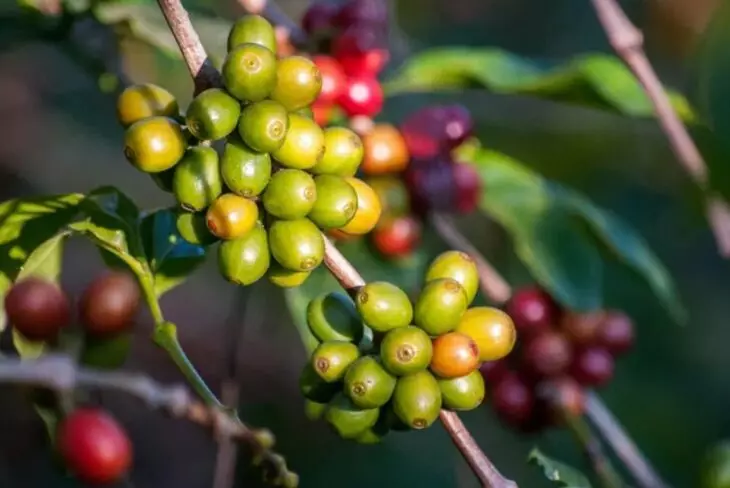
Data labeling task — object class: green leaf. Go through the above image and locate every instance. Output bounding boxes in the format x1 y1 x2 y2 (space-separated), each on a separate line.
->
527 448 593 488
139 208 207 297
384 49 695 121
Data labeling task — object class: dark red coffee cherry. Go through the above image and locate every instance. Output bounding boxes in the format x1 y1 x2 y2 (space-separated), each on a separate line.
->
506 286 559 337
338 75 383 118
522 331 572 378
301 2 338 35
57 408 132 485
537 376 586 421
597 310 634 356
371 215 421 259
334 0 388 28
441 105 474 149
332 24 389 76
313 55 347 105
479 359 510 385
79 272 141 337
4 277 70 341
404 158 457 216
560 310 605 346
399 104 474 160
570 347 614 387
452 162 480 214
492 372 535 427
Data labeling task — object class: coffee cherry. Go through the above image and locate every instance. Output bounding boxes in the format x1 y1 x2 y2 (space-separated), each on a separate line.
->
306 292 363 343
332 24 389 76
598 310 634 356
430 332 480 378
345 356 396 408
206 193 259 240
570 347 614 387
414 278 468 336
492 372 535 427
325 392 379 439
116 83 179 127
173 146 223 212
268 218 324 271
380 326 433 375
506 286 559 337
227 14 276 53
303 399 328 421
175 210 218 246
79 272 140 337
220 134 272 198
479 359 509 385
338 177 381 235
560 310 605 346
425 250 479 305
262 169 317 220
399 104 473 159
452 162 481 214
538 376 585 419
300 362 340 403
222 43 277 102
334 0 388 28
338 75 383 118
271 114 325 169
312 340 360 382
361 124 409 175
301 2 337 35
311 127 364 176
438 370 485 411
456 307 516 361
270 56 322 111
367 176 410 217
522 331 572 378
311 102 333 126
57 409 132 485
217 222 270 285
371 215 421 259
237 100 289 153
5 278 70 341
355 281 412 333
308 175 358 229
354 418 390 444
313 55 347 105
123 117 185 173
185 88 240 141
392 370 442 429
80 333 132 370
268 263 311 288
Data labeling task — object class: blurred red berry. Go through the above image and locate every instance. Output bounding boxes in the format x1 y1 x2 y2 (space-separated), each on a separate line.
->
507 286 559 337
598 310 634 356
340 48 389 77
479 359 510 385
313 55 347 105
570 347 614 387
5 277 70 341
311 102 332 126
403 157 457 215
399 104 474 159
452 162 480 213
560 310 605 346
442 105 474 148
522 331 573 378
371 215 421 258
334 0 388 28
537 376 586 420
338 75 383 117
492 373 535 427
301 2 338 35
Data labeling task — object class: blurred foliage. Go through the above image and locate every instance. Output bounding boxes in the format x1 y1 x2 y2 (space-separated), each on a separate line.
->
527 449 592 488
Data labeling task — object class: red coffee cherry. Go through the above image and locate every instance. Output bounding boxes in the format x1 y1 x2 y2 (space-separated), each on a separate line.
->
452 162 480 214
506 286 559 337
537 376 586 420
479 359 510 385
4 277 70 341
332 24 389 76
560 310 606 346
570 347 614 387
371 215 421 259
597 310 634 356
492 372 535 427
334 0 388 28
521 331 572 378
338 75 383 118
79 272 141 337
313 55 347 105
399 104 474 160
301 2 338 35
58 408 132 485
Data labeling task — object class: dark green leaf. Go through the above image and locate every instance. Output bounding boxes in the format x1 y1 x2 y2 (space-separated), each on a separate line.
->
384 49 695 121
139 208 207 297
34 404 61 445
527 448 593 488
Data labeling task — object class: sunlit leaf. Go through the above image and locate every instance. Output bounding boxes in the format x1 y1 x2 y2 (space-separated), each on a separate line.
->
528 449 593 488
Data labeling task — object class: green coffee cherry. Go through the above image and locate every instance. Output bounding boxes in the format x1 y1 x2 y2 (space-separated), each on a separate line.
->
220 134 272 198
300 363 340 403
414 278 468 335
311 341 360 382
185 88 241 141
268 218 324 272
227 14 276 53
262 169 317 219
270 56 322 111
392 371 442 430
124 116 186 173
308 175 357 229
306 292 363 343
268 263 311 288
438 370 485 411
303 399 328 421
238 100 289 153
310 127 364 176
217 222 270 285
324 392 379 439
380 326 433 376
344 356 396 409
354 417 390 444
272 114 325 170
425 251 479 305
355 282 413 333
222 43 277 102
175 210 218 246
172 146 223 212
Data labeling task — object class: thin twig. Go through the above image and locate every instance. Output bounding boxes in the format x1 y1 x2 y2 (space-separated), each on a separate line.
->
563 413 624 488
590 0 730 257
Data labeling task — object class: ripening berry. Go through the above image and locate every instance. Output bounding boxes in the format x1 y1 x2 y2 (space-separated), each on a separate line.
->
116 83 179 127
338 177 382 235
332 24 389 76
522 331 572 378
371 215 421 259
313 55 347 105
560 310 605 345
79 272 140 337
570 347 614 387
399 105 473 159
338 75 383 118
5 278 70 341
430 332 480 378
479 359 510 385
452 162 481 214
492 372 535 427
506 286 559 337
597 310 634 356
361 124 409 175
456 307 516 361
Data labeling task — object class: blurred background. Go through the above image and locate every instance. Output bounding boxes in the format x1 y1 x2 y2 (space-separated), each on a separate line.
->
0 0 729 486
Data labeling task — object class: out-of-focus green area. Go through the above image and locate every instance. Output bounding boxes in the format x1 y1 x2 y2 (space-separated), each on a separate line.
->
0 0 729 487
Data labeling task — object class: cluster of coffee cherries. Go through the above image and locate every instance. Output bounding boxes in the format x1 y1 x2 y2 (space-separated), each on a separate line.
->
481 286 635 432
299 251 517 443
4 273 140 484
117 14 382 288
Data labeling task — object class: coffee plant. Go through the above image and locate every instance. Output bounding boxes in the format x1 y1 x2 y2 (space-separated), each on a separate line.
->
2 0 730 486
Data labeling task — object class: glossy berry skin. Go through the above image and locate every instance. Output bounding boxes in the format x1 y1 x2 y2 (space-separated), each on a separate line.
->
262 169 316 220
217 223 270 286
312 56 347 105
492 373 535 427
272 114 325 170
123 117 186 173
116 83 178 127
355 281 413 333
268 218 324 272
332 24 389 76
456 307 516 361
438 370 485 411
175 211 218 246
344 356 396 408
311 127 364 176
308 175 358 229
269 264 311 288
380 326 433 376
220 134 272 198
414 278 468 336
205 193 259 240
403 158 457 215
227 14 276 52
522 331 572 378
570 347 614 387
80 272 140 337
237 100 289 153
57 409 132 485
339 177 382 235
371 215 421 259
399 104 474 159
338 75 383 118
452 162 481 214
4 278 70 341
270 56 323 111
361 124 409 175
334 0 388 28
185 88 240 141
425 251 479 305
172 146 223 212
506 286 559 337
430 332 480 378
311 340 360 382
598 310 634 356
301 2 338 35
222 43 277 102
392 370 442 429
